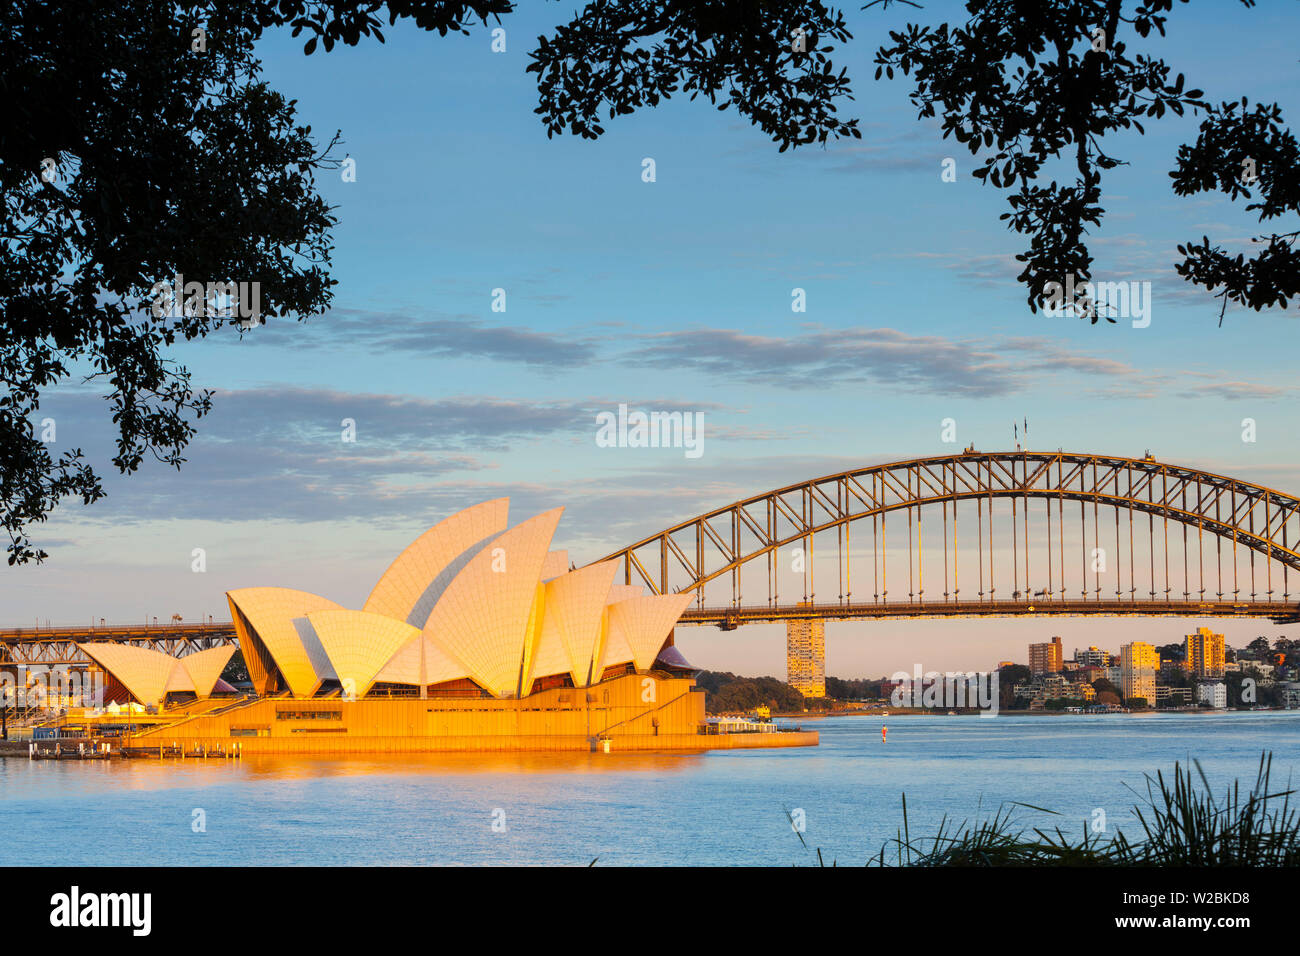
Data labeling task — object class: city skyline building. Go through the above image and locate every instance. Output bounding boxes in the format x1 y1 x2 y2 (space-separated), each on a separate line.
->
1120 642 1160 706
1197 682 1228 710
1029 637 1064 675
1075 646 1112 668
1185 627 1226 678
787 617 826 698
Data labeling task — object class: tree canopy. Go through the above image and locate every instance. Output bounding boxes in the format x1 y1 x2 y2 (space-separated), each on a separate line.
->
531 0 1297 322
1 2 510 564
4 0 1296 563
694 670 812 713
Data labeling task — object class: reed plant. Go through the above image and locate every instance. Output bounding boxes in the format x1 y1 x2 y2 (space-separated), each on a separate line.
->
843 752 1299 867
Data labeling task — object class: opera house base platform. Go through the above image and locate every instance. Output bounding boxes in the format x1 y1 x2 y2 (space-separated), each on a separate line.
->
114 675 818 756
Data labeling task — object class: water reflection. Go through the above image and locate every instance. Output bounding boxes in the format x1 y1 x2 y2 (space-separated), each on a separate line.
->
238 750 705 781
3 713 1298 866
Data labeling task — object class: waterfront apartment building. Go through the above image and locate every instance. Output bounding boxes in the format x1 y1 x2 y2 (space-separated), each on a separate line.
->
1279 683 1300 709
786 618 826 698
1120 642 1160 705
1013 675 1097 704
1075 646 1111 668
1184 627 1226 678
1029 636 1064 675
1196 681 1228 710
1241 661 1275 682
1156 686 1193 707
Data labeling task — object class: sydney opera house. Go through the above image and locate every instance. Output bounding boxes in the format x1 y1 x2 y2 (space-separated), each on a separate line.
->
74 500 816 753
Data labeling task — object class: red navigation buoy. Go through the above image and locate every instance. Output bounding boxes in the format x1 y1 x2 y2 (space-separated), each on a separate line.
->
881 725 887 743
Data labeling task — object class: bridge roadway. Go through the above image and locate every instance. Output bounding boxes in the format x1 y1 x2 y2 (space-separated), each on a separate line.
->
3 598 1297 664
0 622 237 665
680 598 1300 628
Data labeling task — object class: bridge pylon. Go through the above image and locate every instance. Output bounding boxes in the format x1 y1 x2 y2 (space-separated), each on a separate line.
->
786 618 826 698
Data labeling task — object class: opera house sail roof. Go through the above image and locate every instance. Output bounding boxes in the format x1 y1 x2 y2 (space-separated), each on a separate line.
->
62 500 823 754
78 642 235 707
203 499 695 702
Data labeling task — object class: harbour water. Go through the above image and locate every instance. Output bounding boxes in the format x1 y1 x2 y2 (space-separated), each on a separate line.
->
3 711 1298 866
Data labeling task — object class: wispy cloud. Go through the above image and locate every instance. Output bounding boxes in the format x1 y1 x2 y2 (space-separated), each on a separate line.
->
33 387 735 526
234 308 598 367
611 324 1296 402
1173 379 1294 401
621 326 1021 394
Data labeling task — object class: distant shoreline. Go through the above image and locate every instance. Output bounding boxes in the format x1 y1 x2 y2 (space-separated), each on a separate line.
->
757 707 1288 720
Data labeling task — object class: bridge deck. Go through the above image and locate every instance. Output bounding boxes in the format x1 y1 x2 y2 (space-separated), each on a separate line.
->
0 623 236 642
0 624 238 665
680 599 1300 626
3 595 1297 661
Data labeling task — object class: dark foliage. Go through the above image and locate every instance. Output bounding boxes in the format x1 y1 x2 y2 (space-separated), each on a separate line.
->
872 0 1294 321
1 2 506 564
528 1 1297 322
1171 98 1300 323
825 675 881 699
695 670 811 712
219 649 250 684
528 1 862 151
866 753 1300 866
9 1 1295 566
998 662 1031 709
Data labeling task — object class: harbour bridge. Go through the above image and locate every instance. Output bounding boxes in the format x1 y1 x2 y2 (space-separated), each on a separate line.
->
4 451 1299 670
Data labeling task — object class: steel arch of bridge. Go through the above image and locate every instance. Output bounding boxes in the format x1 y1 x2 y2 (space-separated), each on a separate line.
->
597 451 1300 627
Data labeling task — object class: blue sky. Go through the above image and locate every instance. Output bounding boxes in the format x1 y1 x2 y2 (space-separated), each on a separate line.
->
7 1 1299 676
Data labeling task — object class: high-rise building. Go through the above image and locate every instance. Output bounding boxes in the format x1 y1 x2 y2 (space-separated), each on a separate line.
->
1075 646 1110 667
1185 627 1226 678
786 618 826 697
1029 636 1063 675
1120 642 1160 705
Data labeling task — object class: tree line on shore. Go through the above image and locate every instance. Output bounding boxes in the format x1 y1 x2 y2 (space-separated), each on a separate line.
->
696 671 886 714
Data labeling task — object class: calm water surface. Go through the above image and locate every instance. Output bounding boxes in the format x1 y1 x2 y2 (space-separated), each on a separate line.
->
3 712 1298 865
